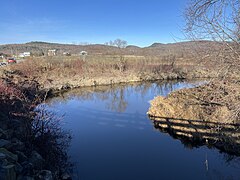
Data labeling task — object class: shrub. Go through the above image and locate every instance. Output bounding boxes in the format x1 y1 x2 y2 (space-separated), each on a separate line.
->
0 80 24 100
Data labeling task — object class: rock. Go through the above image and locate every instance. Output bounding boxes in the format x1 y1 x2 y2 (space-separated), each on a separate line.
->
0 164 16 180
15 151 27 163
0 139 11 148
22 83 32 89
0 158 10 167
30 151 44 169
10 119 22 128
36 170 53 180
0 148 18 162
15 162 23 174
0 152 7 160
21 162 34 176
10 120 26 136
5 129 14 139
0 121 8 131
62 172 72 180
0 128 8 139
17 175 35 180
9 139 25 152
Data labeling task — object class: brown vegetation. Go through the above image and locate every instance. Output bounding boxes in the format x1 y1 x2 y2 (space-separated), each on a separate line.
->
6 53 216 92
148 0 240 124
148 80 240 123
0 71 71 179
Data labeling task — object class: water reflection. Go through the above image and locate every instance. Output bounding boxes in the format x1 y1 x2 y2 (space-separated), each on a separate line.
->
65 106 149 130
46 80 239 180
47 80 197 113
149 116 240 156
148 116 240 179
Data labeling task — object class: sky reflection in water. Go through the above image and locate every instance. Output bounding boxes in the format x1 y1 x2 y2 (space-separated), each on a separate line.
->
46 80 240 180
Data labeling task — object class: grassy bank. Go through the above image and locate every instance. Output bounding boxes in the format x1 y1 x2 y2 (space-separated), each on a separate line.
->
147 79 240 155
148 80 240 124
8 55 217 91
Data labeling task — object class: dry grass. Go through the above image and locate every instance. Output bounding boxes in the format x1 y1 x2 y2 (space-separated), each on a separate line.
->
148 80 240 123
10 55 202 80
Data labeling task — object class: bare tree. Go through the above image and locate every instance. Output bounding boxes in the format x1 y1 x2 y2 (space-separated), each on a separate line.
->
109 40 115 46
113 39 128 48
184 0 240 122
185 0 240 74
105 39 128 48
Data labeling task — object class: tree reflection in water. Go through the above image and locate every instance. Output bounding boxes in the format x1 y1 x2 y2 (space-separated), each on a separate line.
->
47 80 196 113
45 80 239 179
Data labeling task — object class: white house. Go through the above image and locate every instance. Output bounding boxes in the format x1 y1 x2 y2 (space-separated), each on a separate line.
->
48 49 57 56
23 52 31 57
63 52 71 56
80 51 88 56
19 52 31 58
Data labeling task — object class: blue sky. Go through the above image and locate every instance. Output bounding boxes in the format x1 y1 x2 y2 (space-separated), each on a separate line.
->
1 0 188 46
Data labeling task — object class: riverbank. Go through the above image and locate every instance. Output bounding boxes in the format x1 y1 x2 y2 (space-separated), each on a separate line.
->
147 79 240 154
45 79 240 180
147 80 240 153
8 56 218 91
0 71 72 179
0 56 222 179
148 80 240 123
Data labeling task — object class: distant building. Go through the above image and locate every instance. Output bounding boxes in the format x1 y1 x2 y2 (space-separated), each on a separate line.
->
80 51 88 56
23 52 31 57
18 52 31 58
63 52 71 56
80 51 88 61
48 49 57 56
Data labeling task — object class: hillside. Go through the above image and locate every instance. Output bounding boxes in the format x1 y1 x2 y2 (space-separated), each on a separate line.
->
0 40 222 57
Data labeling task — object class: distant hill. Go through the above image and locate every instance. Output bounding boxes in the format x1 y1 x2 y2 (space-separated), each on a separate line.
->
126 45 141 49
0 41 120 56
0 40 222 57
149 43 165 47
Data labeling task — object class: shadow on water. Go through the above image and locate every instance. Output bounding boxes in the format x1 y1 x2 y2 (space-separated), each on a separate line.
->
149 115 240 161
149 116 240 179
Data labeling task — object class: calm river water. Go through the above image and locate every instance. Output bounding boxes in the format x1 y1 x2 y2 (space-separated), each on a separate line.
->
46 80 240 180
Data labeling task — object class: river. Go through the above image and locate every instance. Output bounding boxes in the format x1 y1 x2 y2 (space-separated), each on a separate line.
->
45 80 240 180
